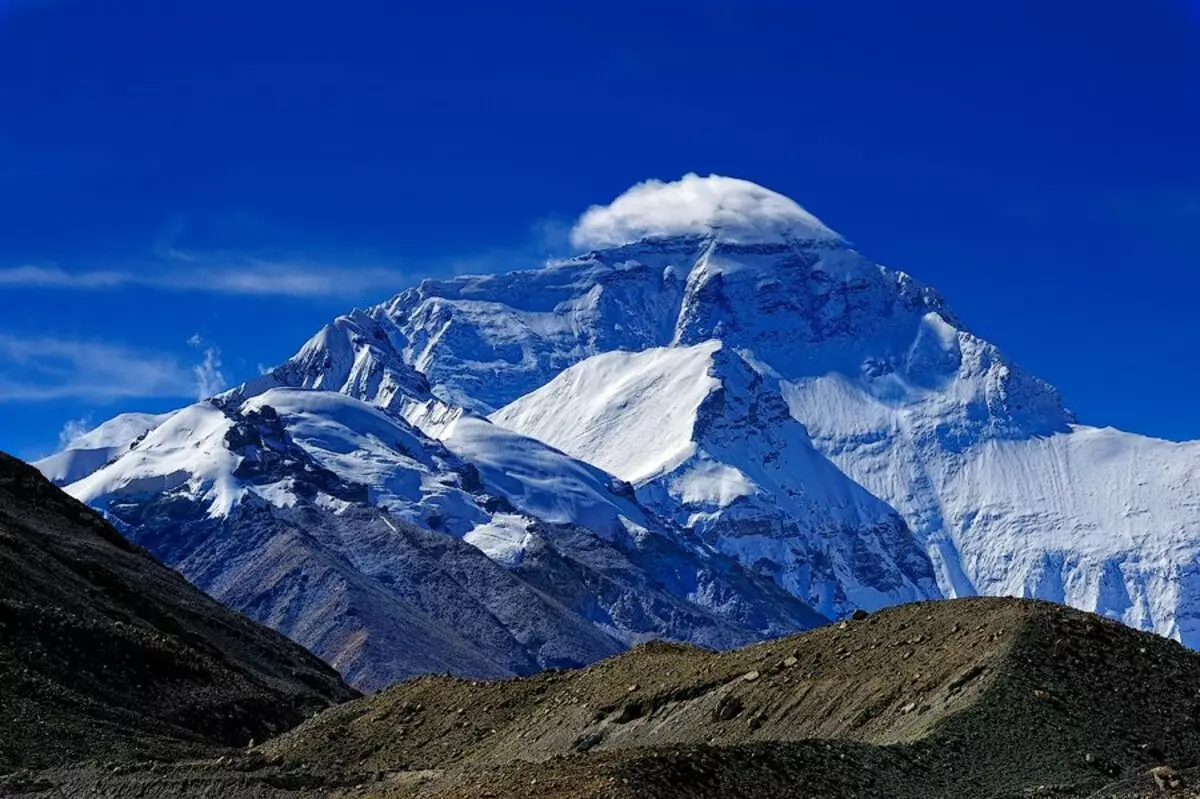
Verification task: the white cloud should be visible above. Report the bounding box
[163,260,411,298]
[0,260,410,298]
[0,210,578,299]
[0,335,196,402]
[0,265,130,288]
[193,349,226,399]
[569,173,840,250]
[187,335,227,399]
[57,415,93,448]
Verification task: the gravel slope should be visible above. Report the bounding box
[6,587,1199,797]
[254,597,1200,799]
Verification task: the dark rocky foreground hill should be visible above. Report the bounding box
[0,451,356,773]
[7,579,1200,797]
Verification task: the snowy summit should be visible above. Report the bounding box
[34,173,1200,687]
[569,173,841,249]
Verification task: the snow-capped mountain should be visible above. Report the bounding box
[37,172,1200,683]
[53,372,822,690]
[36,411,174,486]
[492,340,938,617]
[788,384,1200,644]
[234,308,433,414]
[367,174,1200,648]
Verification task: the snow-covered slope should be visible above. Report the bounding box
[377,174,1200,647]
[63,387,823,690]
[69,403,256,517]
[494,343,722,485]
[38,173,1200,674]
[35,411,173,486]
[788,376,1200,645]
[230,308,434,416]
[374,248,681,413]
[403,399,655,541]
[493,341,939,617]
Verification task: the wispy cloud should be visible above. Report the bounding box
[187,334,227,399]
[0,260,411,298]
[0,334,198,402]
[0,265,130,288]
[0,214,576,299]
[57,415,92,448]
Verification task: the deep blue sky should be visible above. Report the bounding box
[2,0,1199,458]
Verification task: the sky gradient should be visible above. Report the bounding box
[1,0,1199,457]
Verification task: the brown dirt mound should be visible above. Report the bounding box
[247,596,1200,799]
[27,597,1183,798]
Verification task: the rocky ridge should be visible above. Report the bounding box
[0,451,355,772]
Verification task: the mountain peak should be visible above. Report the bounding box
[569,173,841,250]
[492,341,940,617]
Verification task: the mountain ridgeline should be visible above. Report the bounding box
[35,174,1200,691]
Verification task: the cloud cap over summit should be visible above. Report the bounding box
[570,173,841,250]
